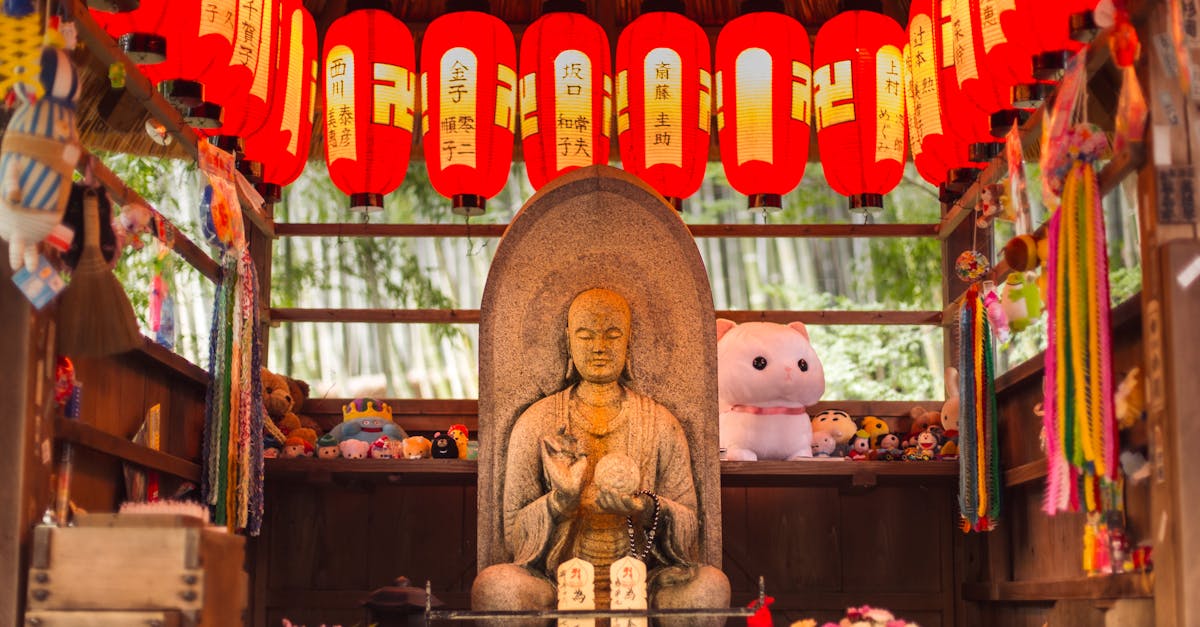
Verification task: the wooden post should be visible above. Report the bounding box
[247,203,275,366]
[1137,3,1200,625]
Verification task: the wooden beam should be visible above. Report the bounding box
[69,1,274,238]
[55,418,202,482]
[1004,458,1048,487]
[83,153,222,283]
[133,336,209,387]
[272,222,941,239]
[269,308,943,326]
[961,573,1154,602]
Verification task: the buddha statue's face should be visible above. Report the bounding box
[567,289,631,385]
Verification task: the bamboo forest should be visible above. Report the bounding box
[103,155,1142,401]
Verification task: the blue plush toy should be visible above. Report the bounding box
[0,46,81,271]
[327,398,407,444]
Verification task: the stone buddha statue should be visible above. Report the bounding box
[471,288,730,620]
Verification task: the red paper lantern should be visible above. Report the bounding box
[1015,0,1093,79]
[197,0,279,144]
[714,10,810,211]
[420,10,516,216]
[243,0,316,202]
[518,10,612,191]
[92,0,239,127]
[904,0,958,187]
[322,8,415,211]
[951,0,1035,137]
[814,9,907,212]
[933,0,991,177]
[616,10,711,211]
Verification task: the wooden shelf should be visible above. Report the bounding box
[55,417,201,482]
[961,573,1154,602]
[265,458,958,488]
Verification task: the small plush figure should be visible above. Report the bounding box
[1000,272,1043,332]
[328,398,408,444]
[338,438,370,460]
[716,320,825,461]
[811,410,857,447]
[903,406,942,448]
[904,430,940,460]
[447,423,469,459]
[1114,367,1145,429]
[0,46,81,271]
[400,435,432,459]
[369,436,392,459]
[871,433,903,460]
[431,431,459,459]
[847,430,871,460]
[316,434,340,459]
[811,431,837,458]
[263,434,282,459]
[860,416,889,442]
[282,435,313,459]
[940,368,961,457]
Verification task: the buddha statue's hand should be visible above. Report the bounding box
[542,435,587,519]
[595,487,649,518]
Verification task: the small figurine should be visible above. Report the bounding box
[847,430,871,460]
[811,409,857,451]
[872,433,903,461]
[860,415,889,443]
[328,398,408,444]
[811,431,838,458]
[338,438,370,460]
[400,435,432,459]
[264,434,282,459]
[904,430,940,460]
[431,431,459,459]
[282,435,313,459]
[447,423,470,460]
[369,436,392,459]
[316,434,341,459]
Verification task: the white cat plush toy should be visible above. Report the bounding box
[717,319,825,460]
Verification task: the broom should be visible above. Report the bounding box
[56,187,141,357]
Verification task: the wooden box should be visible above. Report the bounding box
[25,515,246,627]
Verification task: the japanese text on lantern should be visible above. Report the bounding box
[553,50,593,168]
[644,48,682,167]
[325,45,356,162]
[951,0,979,81]
[939,0,955,68]
[198,0,236,41]
[373,63,415,130]
[282,10,305,156]
[907,15,942,140]
[496,64,516,132]
[813,60,855,130]
[980,0,1014,52]
[875,45,905,163]
[734,48,773,164]
[698,68,711,133]
[234,0,265,69]
[439,47,478,169]
[249,0,274,100]
[904,45,924,157]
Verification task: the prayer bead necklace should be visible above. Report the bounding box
[627,489,661,561]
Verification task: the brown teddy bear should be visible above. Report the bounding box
[261,368,321,445]
[902,406,943,449]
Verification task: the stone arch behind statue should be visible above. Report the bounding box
[477,165,722,571]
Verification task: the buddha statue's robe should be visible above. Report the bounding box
[504,386,701,603]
